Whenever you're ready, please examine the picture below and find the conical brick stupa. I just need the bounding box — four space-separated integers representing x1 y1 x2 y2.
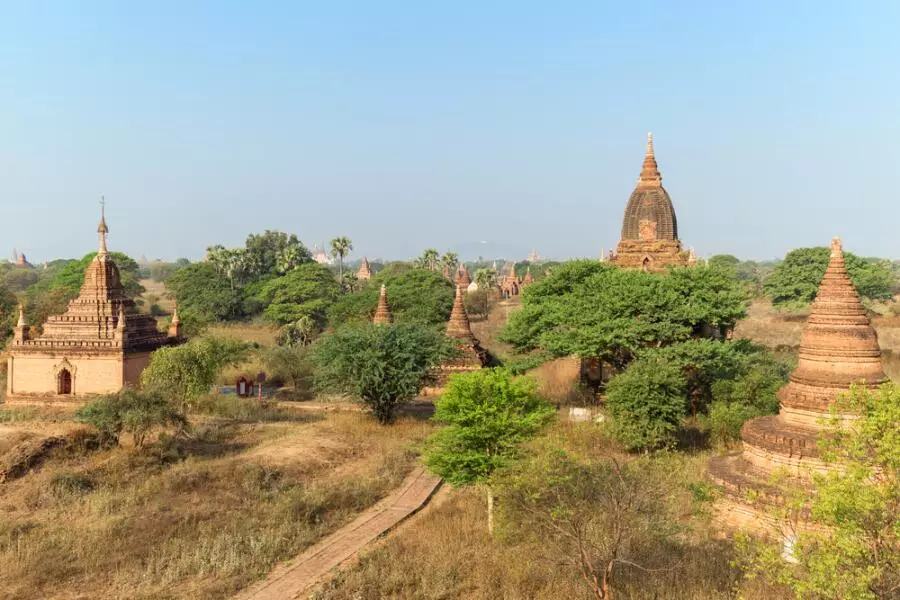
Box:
443 285 487 370
373 284 393 325
708 238 888 532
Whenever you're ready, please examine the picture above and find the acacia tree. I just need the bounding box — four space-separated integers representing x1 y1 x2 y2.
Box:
739 384 899 599
498 447 679 600
310 322 453 423
330 236 353 281
424 369 555 533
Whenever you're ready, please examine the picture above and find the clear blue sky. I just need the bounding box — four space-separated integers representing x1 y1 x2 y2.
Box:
2 1 899 263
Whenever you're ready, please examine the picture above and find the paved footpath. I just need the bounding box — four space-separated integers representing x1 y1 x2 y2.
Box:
234 466 442 600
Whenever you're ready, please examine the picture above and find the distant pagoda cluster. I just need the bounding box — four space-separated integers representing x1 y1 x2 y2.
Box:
708 238 888 533
7 213 182 401
608 134 695 271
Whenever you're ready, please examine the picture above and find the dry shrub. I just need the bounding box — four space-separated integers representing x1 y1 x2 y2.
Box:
529 357 591 405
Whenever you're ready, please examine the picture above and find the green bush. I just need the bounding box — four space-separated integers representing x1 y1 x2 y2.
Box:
75 388 188 448
605 358 687 451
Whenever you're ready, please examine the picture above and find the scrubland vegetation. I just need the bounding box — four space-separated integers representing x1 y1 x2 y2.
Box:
1 234 898 599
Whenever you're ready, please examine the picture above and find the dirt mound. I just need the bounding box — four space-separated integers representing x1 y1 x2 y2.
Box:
0 435 68 483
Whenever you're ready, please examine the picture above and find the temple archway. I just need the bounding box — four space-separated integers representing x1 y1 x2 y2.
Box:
57 369 73 395
641 256 651 271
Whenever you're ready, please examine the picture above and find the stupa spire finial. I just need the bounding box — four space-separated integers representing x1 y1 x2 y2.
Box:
638 132 662 187
98 196 109 255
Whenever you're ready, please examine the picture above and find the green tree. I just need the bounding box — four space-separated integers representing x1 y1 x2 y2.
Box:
75 388 188 448
327 266 455 327
253 262 340 327
310 322 452 424
205 245 250 289
764 246 894 309
501 261 746 370
275 315 318 347
166 262 244 326
605 357 687 451
245 230 311 278
739 384 899 599
263 345 313 390
330 236 353 281
425 368 555 532
141 337 251 407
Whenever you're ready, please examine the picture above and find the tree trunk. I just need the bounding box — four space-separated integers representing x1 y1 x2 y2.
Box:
487 487 495 537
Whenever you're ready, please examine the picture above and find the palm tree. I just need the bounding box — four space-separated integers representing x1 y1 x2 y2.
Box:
474 268 496 291
330 237 353 280
441 252 459 275
417 248 440 271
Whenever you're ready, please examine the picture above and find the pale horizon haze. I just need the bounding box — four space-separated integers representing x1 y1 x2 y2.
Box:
2 2 899 263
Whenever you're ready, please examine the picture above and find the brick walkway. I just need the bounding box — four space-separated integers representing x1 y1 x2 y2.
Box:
234 466 442 600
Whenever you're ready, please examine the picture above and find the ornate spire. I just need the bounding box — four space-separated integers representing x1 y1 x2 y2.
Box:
168 302 182 338
17 304 25 327
373 284 393 325
637 132 662 188
446 285 473 339
98 196 109 255
357 256 372 280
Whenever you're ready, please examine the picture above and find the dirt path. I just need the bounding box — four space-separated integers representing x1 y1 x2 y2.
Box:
234 466 442 600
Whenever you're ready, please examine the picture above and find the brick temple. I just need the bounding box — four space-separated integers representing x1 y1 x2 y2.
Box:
6 212 181 402
708 238 888 534
609 134 693 271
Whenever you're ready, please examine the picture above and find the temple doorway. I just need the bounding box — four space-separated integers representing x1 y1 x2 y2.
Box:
58 369 73 395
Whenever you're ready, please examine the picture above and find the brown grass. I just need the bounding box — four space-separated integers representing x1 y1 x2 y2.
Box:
0 411 433 599
206 322 279 347
313 422 788 600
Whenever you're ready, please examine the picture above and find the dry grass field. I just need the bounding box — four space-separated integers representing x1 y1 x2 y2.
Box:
312 422 790 600
0 407 433 600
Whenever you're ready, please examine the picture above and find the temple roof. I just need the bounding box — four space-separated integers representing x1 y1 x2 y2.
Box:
454 264 471 287
14 212 172 353
357 256 372 280
373 284 393 325
620 133 678 242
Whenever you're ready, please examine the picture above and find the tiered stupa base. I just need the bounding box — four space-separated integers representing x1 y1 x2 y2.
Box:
610 240 690 271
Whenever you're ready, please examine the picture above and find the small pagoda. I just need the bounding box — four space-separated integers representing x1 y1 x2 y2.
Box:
708 238 889 533
373 284 393 325
357 256 372 281
498 263 520 298
443 285 488 371
609 133 691 271
6 211 181 401
454 264 471 287
521 266 535 288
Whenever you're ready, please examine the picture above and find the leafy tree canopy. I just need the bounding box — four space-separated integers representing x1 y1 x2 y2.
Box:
425 368 555 486
501 261 746 369
76 388 187 449
764 246 894 309
606 339 788 451
327 264 455 327
310 322 453 423
141 336 251 405
245 230 312 278
253 262 340 326
166 263 244 327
